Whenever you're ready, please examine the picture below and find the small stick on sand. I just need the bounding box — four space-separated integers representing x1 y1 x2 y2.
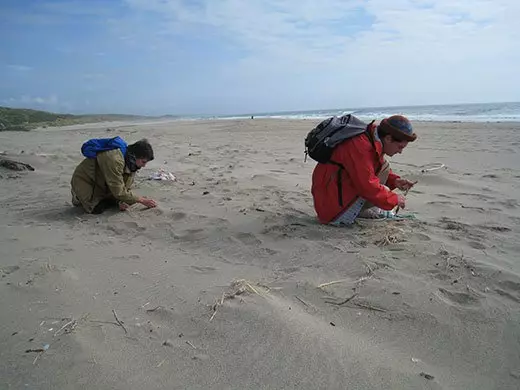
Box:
54 319 77 337
33 352 42 365
318 279 349 289
209 292 227 322
294 295 310 307
157 358 167 368
325 293 359 306
146 306 162 313
185 340 196 349
353 302 387 312
89 320 120 326
245 282 260 295
112 310 128 334
395 183 417 215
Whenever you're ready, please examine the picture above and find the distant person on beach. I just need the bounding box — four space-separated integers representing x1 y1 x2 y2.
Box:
310 115 417 225
71 137 157 214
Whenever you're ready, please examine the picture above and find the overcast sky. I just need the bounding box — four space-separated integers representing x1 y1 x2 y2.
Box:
2 0 519 115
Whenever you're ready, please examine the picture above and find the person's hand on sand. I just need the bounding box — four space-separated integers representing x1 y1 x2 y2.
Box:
138 197 157 209
395 178 417 191
119 202 130 211
397 194 406 209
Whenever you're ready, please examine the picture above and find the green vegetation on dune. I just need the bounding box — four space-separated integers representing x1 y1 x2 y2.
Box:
0 106 148 131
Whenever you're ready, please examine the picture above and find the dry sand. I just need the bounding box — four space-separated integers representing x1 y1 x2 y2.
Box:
1 119 520 389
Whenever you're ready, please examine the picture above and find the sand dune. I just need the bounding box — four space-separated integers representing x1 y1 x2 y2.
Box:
1 119 520 389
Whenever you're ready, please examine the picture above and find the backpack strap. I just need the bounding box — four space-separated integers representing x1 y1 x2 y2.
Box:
328 160 345 207
365 120 384 174
329 120 377 208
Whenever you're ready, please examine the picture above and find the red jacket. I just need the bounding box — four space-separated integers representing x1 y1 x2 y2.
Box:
311 127 400 224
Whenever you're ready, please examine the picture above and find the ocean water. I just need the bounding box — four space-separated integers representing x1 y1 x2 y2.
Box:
210 102 520 123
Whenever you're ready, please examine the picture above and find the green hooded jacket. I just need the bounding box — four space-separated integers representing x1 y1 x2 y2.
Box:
71 149 139 213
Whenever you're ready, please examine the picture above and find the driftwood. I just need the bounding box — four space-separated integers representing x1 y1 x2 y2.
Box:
0 157 35 171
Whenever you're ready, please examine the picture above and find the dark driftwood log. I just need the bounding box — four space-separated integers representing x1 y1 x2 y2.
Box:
0 158 35 171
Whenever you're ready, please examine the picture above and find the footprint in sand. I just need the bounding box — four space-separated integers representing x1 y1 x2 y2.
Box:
437 288 480 307
495 289 520 303
427 200 456 206
234 232 262 246
170 212 187 221
495 280 520 303
177 228 205 242
439 218 468 232
436 194 455 199
469 241 487 250
187 265 217 274
1 265 20 275
413 233 432 241
428 270 452 282
455 192 495 201
477 225 511 233
496 199 519 209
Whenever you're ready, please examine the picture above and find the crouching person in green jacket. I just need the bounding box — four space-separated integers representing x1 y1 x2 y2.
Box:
71 138 157 214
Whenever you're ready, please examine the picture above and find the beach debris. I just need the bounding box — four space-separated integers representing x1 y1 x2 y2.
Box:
54 318 78 337
209 292 226 322
162 339 174 347
317 279 349 289
294 295 310 307
395 184 416 215
149 169 176 181
352 301 387 312
324 293 359 306
112 309 128 334
420 163 445 173
185 340 197 349
25 346 47 353
330 322 336 327
146 305 162 313
157 358 167 367
209 279 267 322
0 157 35 171
420 372 435 380
202 191 209 195
373 225 406 247
411 357 421 363
26 344 50 365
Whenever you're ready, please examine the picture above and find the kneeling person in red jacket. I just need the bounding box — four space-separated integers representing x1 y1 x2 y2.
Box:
311 115 417 225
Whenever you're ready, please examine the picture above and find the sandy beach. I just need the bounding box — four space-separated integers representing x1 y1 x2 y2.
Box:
1 118 520 389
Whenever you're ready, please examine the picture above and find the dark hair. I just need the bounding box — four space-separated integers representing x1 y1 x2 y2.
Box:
127 139 154 161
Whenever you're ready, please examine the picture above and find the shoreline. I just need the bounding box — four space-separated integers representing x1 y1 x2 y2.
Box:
23 117 520 133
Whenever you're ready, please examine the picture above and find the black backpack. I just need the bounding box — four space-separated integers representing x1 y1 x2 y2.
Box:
304 114 376 207
304 114 374 163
